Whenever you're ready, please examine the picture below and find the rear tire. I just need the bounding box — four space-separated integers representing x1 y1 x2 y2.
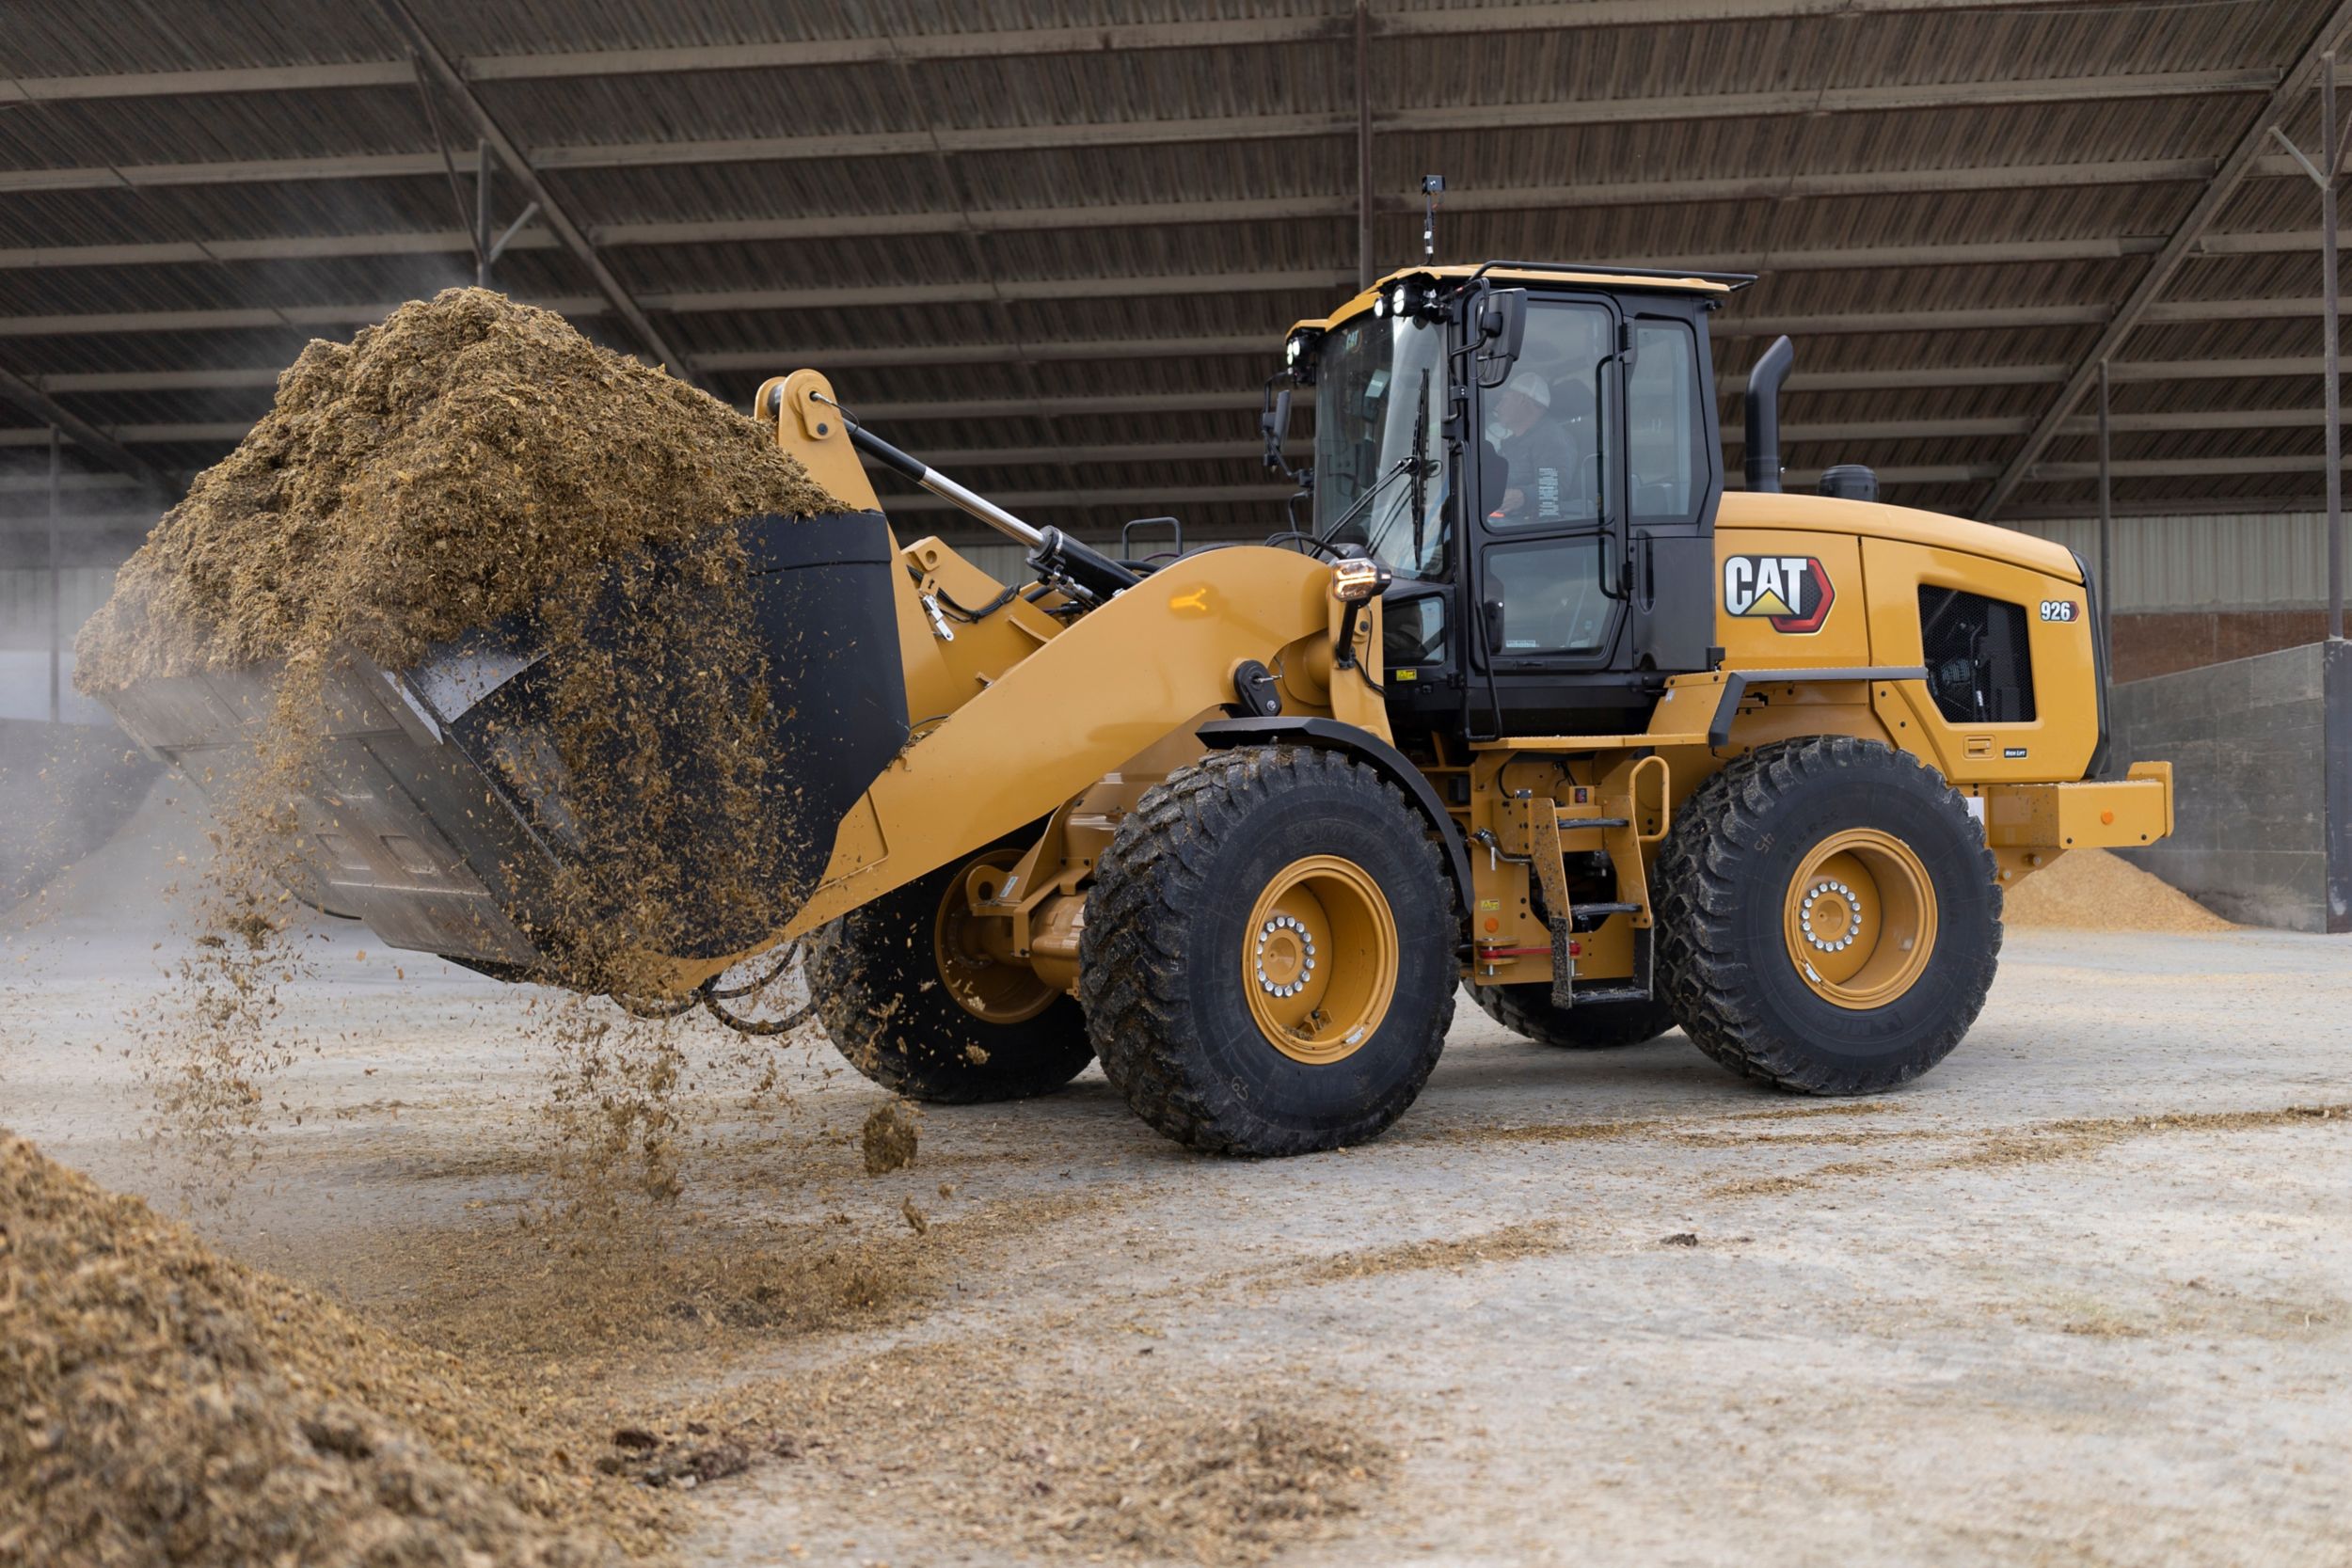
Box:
1654 736 1999 1095
808 849 1094 1104
1080 747 1456 1156
1466 984 1677 1050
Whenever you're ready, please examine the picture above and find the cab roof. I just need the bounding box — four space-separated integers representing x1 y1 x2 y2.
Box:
1290 261 1756 341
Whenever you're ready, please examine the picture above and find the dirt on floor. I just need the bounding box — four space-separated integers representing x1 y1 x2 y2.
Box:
2001 847 2233 933
0 1100 1382 1568
861 1099 920 1176
0 1131 663 1567
4 919 2349 1568
680 1341 1392 1566
333 1187 1109 1387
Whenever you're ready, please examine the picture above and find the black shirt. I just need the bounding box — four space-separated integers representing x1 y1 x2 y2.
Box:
1490 411 1590 525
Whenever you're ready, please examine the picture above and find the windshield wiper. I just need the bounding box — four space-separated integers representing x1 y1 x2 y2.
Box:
1361 372 1436 567
1312 455 1417 552
1408 370 1432 566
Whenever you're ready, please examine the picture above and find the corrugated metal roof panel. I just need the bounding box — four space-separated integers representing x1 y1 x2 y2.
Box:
7 0 2352 547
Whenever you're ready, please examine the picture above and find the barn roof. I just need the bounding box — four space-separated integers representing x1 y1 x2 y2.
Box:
6 0 2352 554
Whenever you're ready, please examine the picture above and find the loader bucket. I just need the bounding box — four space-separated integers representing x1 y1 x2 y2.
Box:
94 511 909 978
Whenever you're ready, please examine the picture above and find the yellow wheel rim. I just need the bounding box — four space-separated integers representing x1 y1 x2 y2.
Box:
932 851 1057 1025
1781 828 1938 1011
1241 854 1398 1065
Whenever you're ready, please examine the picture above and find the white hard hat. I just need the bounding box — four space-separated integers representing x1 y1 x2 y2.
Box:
1504 371 1551 408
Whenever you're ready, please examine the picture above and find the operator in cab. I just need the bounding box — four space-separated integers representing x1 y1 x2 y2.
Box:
1485 367 1597 526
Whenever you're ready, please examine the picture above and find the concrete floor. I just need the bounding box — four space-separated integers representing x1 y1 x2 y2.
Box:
4 905 2347 1568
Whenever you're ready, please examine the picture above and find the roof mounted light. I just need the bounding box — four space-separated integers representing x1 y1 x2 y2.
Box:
1390 283 1410 316
1284 327 1323 385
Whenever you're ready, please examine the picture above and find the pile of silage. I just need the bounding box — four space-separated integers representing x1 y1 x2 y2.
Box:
0 1132 654 1566
2004 847 2233 933
73 289 843 990
76 287 834 688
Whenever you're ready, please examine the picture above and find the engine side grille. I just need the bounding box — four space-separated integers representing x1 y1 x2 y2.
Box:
1919 586 2035 724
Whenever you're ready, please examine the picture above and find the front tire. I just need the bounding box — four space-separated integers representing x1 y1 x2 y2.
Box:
1653 736 1999 1095
1466 984 1677 1051
1080 747 1456 1156
808 847 1095 1104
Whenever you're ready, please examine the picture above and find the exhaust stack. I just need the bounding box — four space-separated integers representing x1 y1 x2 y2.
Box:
1743 335 1795 495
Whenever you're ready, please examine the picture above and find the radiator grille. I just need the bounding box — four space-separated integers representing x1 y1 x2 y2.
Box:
1919 587 2035 723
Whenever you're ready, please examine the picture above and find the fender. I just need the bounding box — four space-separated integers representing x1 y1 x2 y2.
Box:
1197 715 1476 931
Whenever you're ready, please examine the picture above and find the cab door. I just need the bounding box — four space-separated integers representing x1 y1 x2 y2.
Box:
1621 308 1723 674
1468 293 1626 687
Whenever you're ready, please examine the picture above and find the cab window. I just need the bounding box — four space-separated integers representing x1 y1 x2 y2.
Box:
1313 309 1450 578
1627 318 1706 526
1482 302 1611 531
1487 536 1611 655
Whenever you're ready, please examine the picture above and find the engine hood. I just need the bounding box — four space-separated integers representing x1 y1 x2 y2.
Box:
1718 490 2082 582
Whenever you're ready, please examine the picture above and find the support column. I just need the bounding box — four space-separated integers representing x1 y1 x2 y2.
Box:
47 425 59 724
475 138 495 290
2097 359 2114 662
1355 1 1373 292
2327 54 2345 641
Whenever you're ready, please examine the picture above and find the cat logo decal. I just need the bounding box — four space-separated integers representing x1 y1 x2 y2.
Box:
1724 554 1834 634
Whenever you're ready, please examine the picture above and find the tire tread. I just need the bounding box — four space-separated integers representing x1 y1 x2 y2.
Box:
1081 747 1455 1155
1652 736 2001 1094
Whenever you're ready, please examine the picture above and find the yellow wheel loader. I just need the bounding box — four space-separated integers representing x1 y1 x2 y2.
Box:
101 262 2174 1157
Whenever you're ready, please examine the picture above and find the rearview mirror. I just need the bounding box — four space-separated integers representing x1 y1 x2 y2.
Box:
1260 378 1295 475
1475 289 1528 389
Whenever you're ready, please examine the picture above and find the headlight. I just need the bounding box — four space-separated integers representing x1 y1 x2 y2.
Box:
1391 283 1409 315
1330 557 1394 603
1372 291 1389 319
1285 337 1300 365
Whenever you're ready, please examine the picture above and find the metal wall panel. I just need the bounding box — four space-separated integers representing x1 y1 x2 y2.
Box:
2011 513 2337 611
0 564 119 650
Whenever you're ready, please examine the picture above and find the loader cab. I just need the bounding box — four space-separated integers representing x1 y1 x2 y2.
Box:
1285 262 1747 745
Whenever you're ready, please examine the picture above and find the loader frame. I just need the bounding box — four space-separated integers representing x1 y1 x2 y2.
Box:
742 359 2172 1007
